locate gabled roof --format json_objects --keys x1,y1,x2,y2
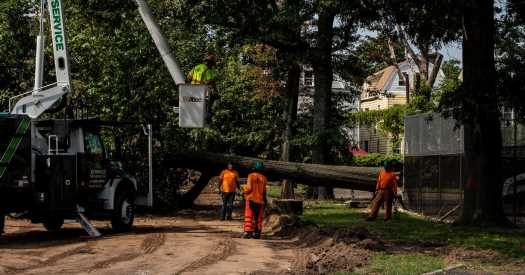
[{"x1": 365, "y1": 65, "x2": 397, "y2": 92}]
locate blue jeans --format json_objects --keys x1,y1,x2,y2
[{"x1": 220, "y1": 192, "x2": 236, "y2": 220}]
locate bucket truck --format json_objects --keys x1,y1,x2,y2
[{"x1": 0, "y1": 0, "x2": 206, "y2": 237}]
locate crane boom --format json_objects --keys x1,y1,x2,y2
[
  {"x1": 10, "y1": 0, "x2": 188, "y2": 120},
  {"x1": 11, "y1": 0, "x2": 70, "y2": 118},
  {"x1": 134, "y1": 0, "x2": 186, "y2": 85}
]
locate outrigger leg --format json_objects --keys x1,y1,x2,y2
[{"x1": 76, "y1": 206, "x2": 101, "y2": 238}]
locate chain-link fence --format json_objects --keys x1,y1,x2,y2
[{"x1": 403, "y1": 112, "x2": 525, "y2": 225}]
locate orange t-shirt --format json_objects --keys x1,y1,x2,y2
[
  {"x1": 376, "y1": 169, "x2": 398, "y2": 194},
  {"x1": 219, "y1": 169, "x2": 239, "y2": 193},
  {"x1": 243, "y1": 172, "x2": 267, "y2": 204}
]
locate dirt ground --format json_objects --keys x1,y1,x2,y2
[
  {"x1": 0, "y1": 185, "x2": 297, "y2": 275},
  {"x1": 1, "y1": 184, "x2": 523, "y2": 275}
]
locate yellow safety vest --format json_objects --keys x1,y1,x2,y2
[{"x1": 189, "y1": 64, "x2": 217, "y2": 85}]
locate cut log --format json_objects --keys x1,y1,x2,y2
[{"x1": 163, "y1": 151, "x2": 379, "y2": 192}]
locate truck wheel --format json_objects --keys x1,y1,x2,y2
[
  {"x1": 43, "y1": 217, "x2": 64, "y2": 232},
  {"x1": 111, "y1": 188, "x2": 135, "y2": 232}
]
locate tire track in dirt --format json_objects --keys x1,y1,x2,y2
[
  {"x1": 141, "y1": 232, "x2": 167, "y2": 254},
  {"x1": 174, "y1": 238, "x2": 237, "y2": 275},
  {"x1": 88, "y1": 233, "x2": 166, "y2": 272},
  {"x1": 3, "y1": 242, "x2": 96, "y2": 274}
]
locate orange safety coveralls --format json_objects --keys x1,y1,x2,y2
[
  {"x1": 368, "y1": 169, "x2": 398, "y2": 220},
  {"x1": 243, "y1": 172, "x2": 267, "y2": 233}
]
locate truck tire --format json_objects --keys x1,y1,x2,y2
[
  {"x1": 111, "y1": 187, "x2": 135, "y2": 232},
  {"x1": 43, "y1": 216, "x2": 64, "y2": 232}
]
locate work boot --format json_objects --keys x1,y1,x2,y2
[
  {"x1": 226, "y1": 216, "x2": 233, "y2": 221},
  {"x1": 253, "y1": 230, "x2": 261, "y2": 239},
  {"x1": 243, "y1": 232, "x2": 253, "y2": 239},
  {"x1": 366, "y1": 216, "x2": 375, "y2": 221}
]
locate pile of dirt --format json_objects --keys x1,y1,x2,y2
[
  {"x1": 298, "y1": 242, "x2": 370, "y2": 274},
  {"x1": 266, "y1": 215, "x2": 382, "y2": 274},
  {"x1": 265, "y1": 213, "x2": 305, "y2": 236}
]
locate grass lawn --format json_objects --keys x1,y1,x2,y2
[
  {"x1": 350, "y1": 254, "x2": 445, "y2": 275},
  {"x1": 266, "y1": 184, "x2": 282, "y2": 199},
  {"x1": 301, "y1": 201, "x2": 525, "y2": 274},
  {"x1": 266, "y1": 184, "x2": 309, "y2": 199},
  {"x1": 302, "y1": 202, "x2": 525, "y2": 257}
]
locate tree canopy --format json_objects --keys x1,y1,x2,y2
[{"x1": 1, "y1": 0, "x2": 524, "y2": 224}]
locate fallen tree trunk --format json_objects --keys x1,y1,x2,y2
[{"x1": 163, "y1": 152, "x2": 379, "y2": 197}]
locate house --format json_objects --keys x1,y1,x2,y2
[
  {"x1": 298, "y1": 67, "x2": 359, "y2": 112},
  {"x1": 357, "y1": 60, "x2": 445, "y2": 154},
  {"x1": 298, "y1": 66, "x2": 360, "y2": 144}
]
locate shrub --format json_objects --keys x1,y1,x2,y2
[{"x1": 350, "y1": 153, "x2": 403, "y2": 167}]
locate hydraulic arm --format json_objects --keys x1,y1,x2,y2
[
  {"x1": 10, "y1": 0, "x2": 185, "y2": 118},
  {"x1": 134, "y1": 0, "x2": 185, "y2": 85},
  {"x1": 11, "y1": 0, "x2": 71, "y2": 118}
]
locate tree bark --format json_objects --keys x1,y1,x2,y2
[
  {"x1": 312, "y1": 11, "x2": 335, "y2": 200},
  {"x1": 176, "y1": 169, "x2": 219, "y2": 209},
  {"x1": 459, "y1": 0, "x2": 511, "y2": 226},
  {"x1": 280, "y1": 63, "x2": 300, "y2": 199},
  {"x1": 428, "y1": 53, "x2": 443, "y2": 88},
  {"x1": 420, "y1": 44, "x2": 429, "y2": 82},
  {"x1": 281, "y1": 63, "x2": 300, "y2": 162},
  {"x1": 163, "y1": 151, "x2": 379, "y2": 192}
]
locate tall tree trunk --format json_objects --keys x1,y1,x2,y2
[
  {"x1": 281, "y1": 63, "x2": 300, "y2": 162},
  {"x1": 459, "y1": 0, "x2": 510, "y2": 226},
  {"x1": 312, "y1": 11, "x2": 335, "y2": 200},
  {"x1": 281, "y1": 63, "x2": 300, "y2": 199},
  {"x1": 419, "y1": 45, "x2": 429, "y2": 82}
]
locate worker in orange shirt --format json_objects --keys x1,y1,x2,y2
[
  {"x1": 219, "y1": 162, "x2": 240, "y2": 221},
  {"x1": 367, "y1": 160, "x2": 398, "y2": 221},
  {"x1": 243, "y1": 160, "x2": 268, "y2": 239}
]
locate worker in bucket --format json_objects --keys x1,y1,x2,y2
[
  {"x1": 187, "y1": 51, "x2": 218, "y2": 89},
  {"x1": 187, "y1": 51, "x2": 218, "y2": 124},
  {"x1": 219, "y1": 162, "x2": 240, "y2": 221},
  {"x1": 366, "y1": 160, "x2": 398, "y2": 221},
  {"x1": 242, "y1": 160, "x2": 268, "y2": 239}
]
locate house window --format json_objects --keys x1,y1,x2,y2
[{"x1": 304, "y1": 71, "x2": 314, "y2": 87}]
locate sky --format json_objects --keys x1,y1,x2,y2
[
  {"x1": 358, "y1": 29, "x2": 463, "y2": 65},
  {"x1": 442, "y1": 42, "x2": 462, "y2": 63}
]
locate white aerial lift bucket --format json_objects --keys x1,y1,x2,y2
[{"x1": 178, "y1": 84, "x2": 208, "y2": 128}]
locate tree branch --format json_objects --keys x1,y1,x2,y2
[
  {"x1": 396, "y1": 24, "x2": 421, "y2": 72},
  {"x1": 428, "y1": 52, "x2": 443, "y2": 88},
  {"x1": 386, "y1": 35, "x2": 410, "y2": 102}
]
